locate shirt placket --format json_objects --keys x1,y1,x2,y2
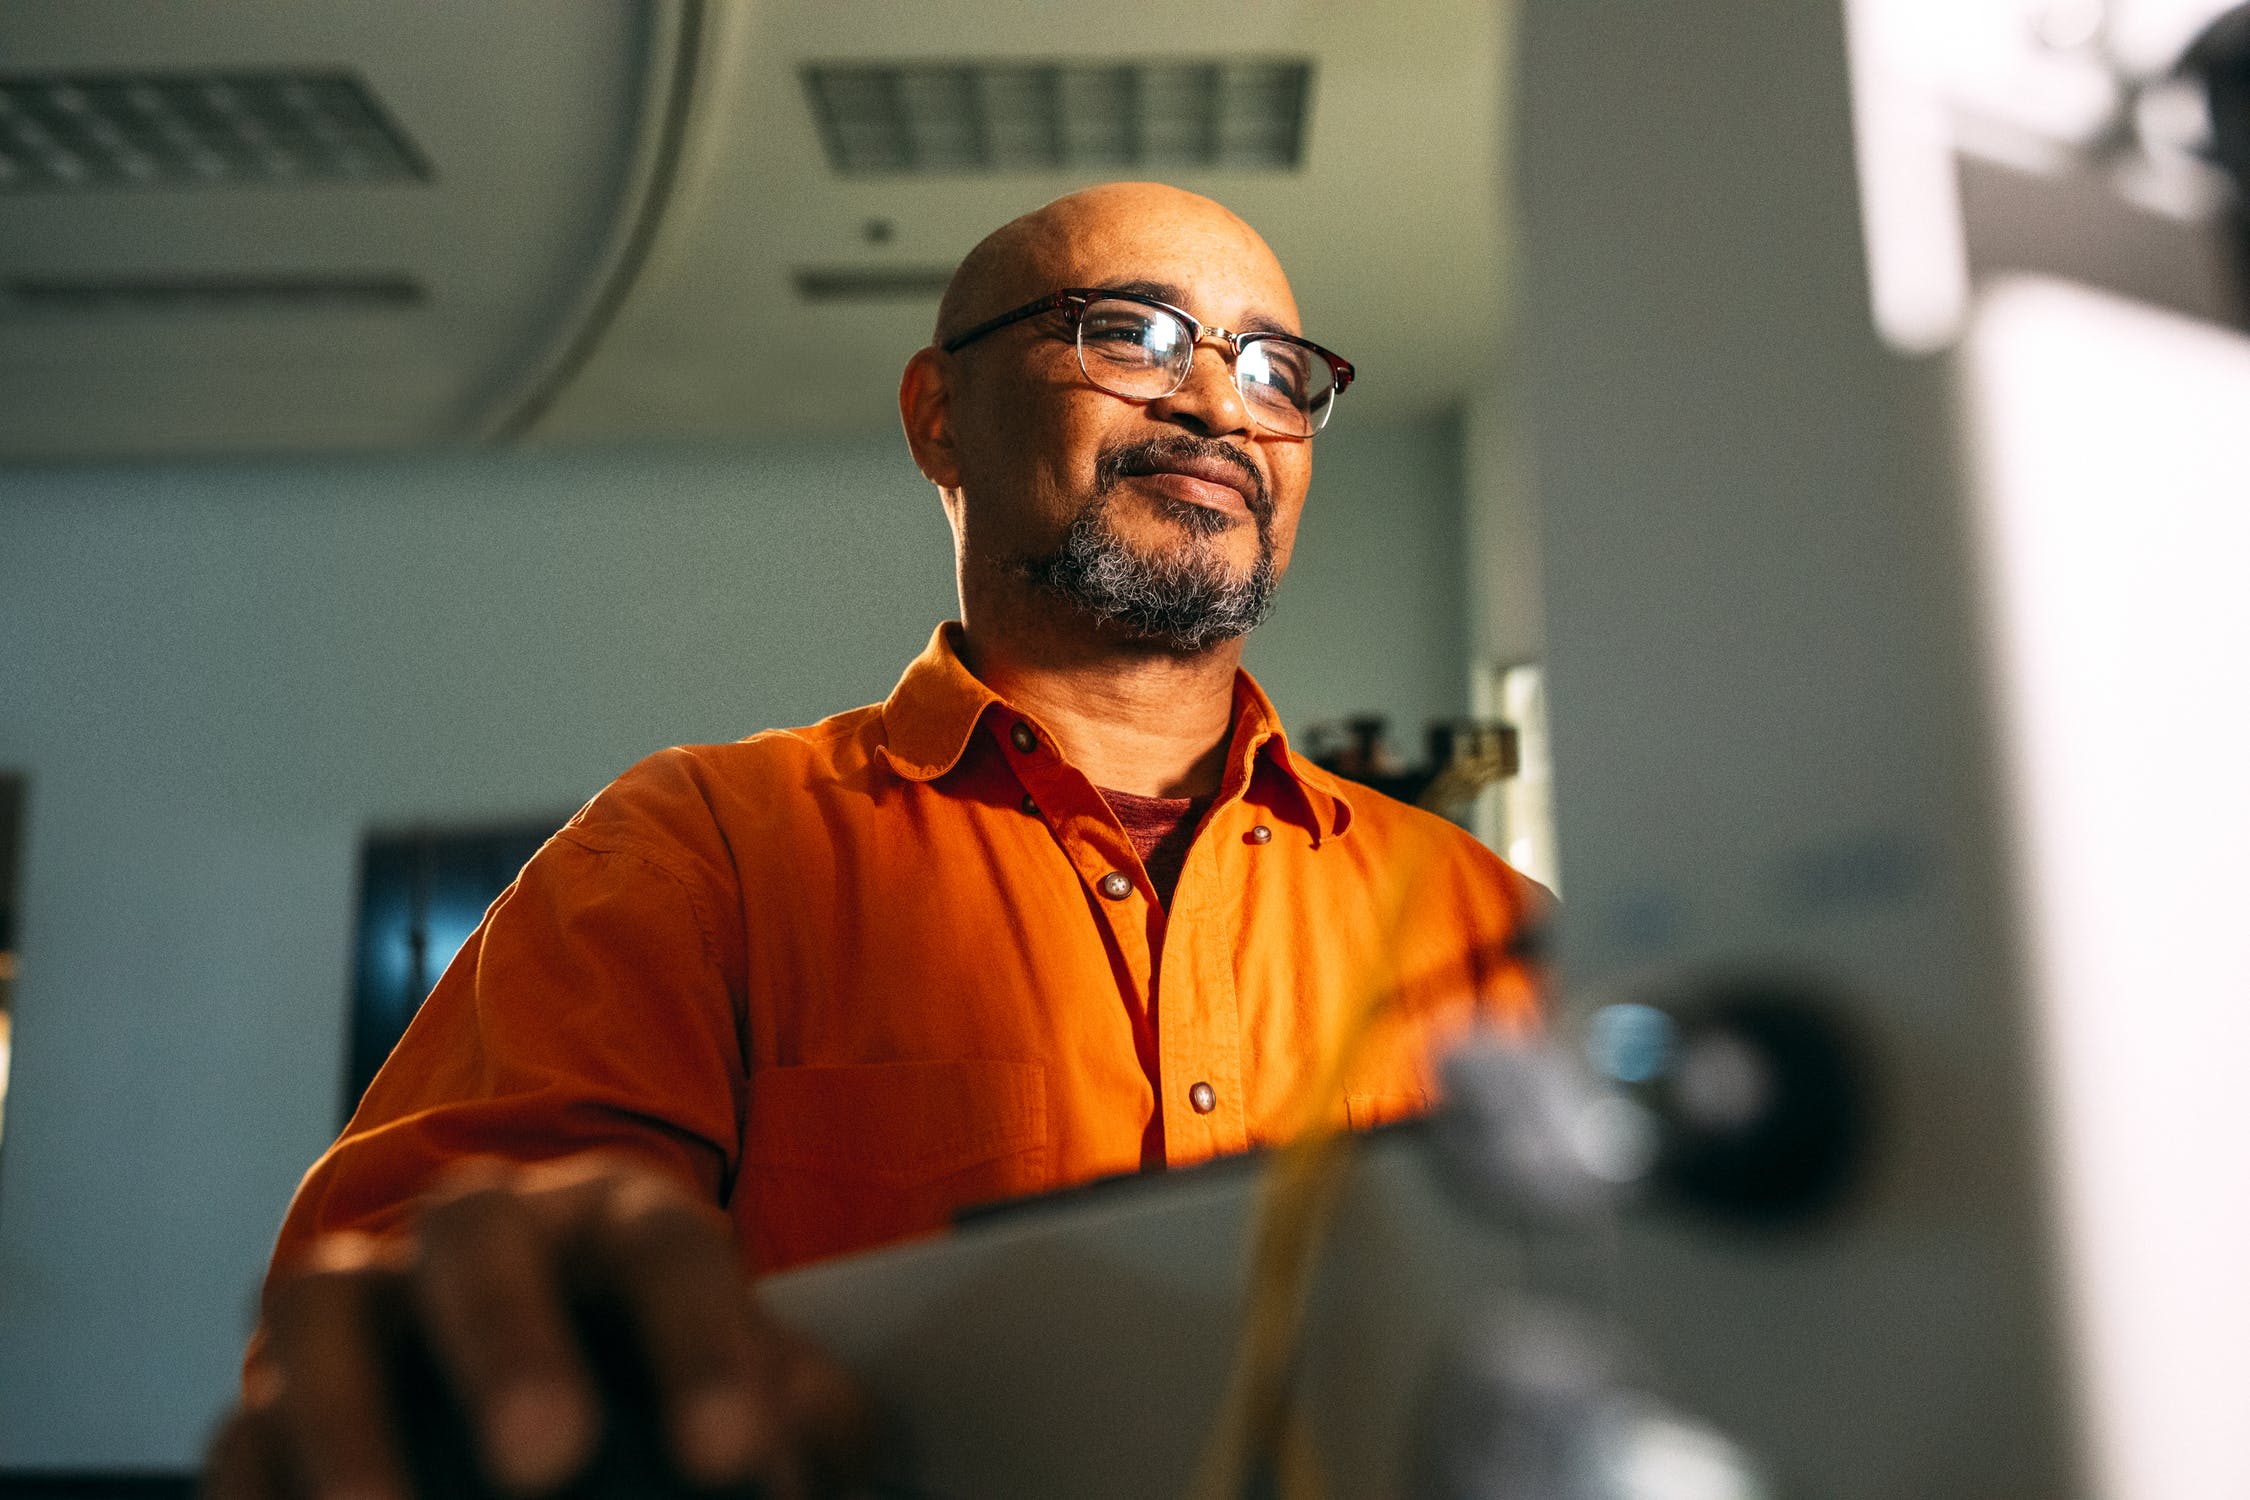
[
  {"x1": 1150, "y1": 724, "x2": 1283, "y2": 1164},
  {"x1": 990, "y1": 705, "x2": 1291, "y2": 1167},
  {"x1": 1150, "y1": 797, "x2": 1252, "y2": 1164},
  {"x1": 991, "y1": 711, "x2": 1160, "y2": 1025}
]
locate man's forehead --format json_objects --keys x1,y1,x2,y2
[
  {"x1": 939, "y1": 183, "x2": 1301, "y2": 343},
  {"x1": 1091, "y1": 276, "x2": 1298, "y2": 338},
  {"x1": 1025, "y1": 199, "x2": 1299, "y2": 330}
]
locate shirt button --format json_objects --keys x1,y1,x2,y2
[
  {"x1": 1189, "y1": 1081, "x2": 1218, "y2": 1114},
  {"x1": 1021, "y1": 793, "x2": 1039, "y2": 816},
  {"x1": 1098, "y1": 871, "x2": 1133, "y2": 900},
  {"x1": 1248, "y1": 824, "x2": 1273, "y2": 844},
  {"x1": 1010, "y1": 722, "x2": 1038, "y2": 753}
]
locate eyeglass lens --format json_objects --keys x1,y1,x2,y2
[{"x1": 1076, "y1": 299, "x2": 1333, "y2": 436}]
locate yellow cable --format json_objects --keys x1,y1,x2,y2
[
  {"x1": 1186, "y1": 839, "x2": 1442, "y2": 1500},
  {"x1": 1186, "y1": 824, "x2": 1546, "y2": 1500}
]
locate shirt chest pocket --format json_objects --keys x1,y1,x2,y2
[
  {"x1": 1343, "y1": 1087, "x2": 1430, "y2": 1131},
  {"x1": 740, "y1": 1058, "x2": 1049, "y2": 1270}
]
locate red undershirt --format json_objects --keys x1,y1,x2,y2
[
  {"x1": 1098, "y1": 786, "x2": 1212, "y2": 910},
  {"x1": 1098, "y1": 785, "x2": 1213, "y2": 1168}
]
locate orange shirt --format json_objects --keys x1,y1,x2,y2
[{"x1": 269, "y1": 625, "x2": 1545, "y2": 1278}]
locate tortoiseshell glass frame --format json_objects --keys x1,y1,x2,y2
[{"x1": 939, "y1": 286, "x2": 1356, "y2": 436}]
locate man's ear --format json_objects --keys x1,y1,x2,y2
[{"x1": 899, "y1": 347, "x2": 962, "y2": 488}]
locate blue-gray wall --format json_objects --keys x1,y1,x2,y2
[{"x1": 0, "y1": 413, "x2": 1468, "y2": 1466}]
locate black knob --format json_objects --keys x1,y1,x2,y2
[{"x1": 1590, "y1": 977, "x2": 1869, "y2": 1225}]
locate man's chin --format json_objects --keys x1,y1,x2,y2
[
  {"x1": 1117, "y1": 509, "x2": 1258, "y2": 568},
  {"x1": 1016, "y1": 490, "x2": 1279, "y2": 651},
  {"x1": 1094, "y1": 616, "x2": 1249, "y2": 656},
  {"x1": 1092, "y1": 495, "x2": 1223, "y2": 547},
  {"x1": 1127, "y1": 551, "x2": 1263, "y2": 602}
]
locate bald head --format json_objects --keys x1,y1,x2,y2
[
  {"x1": 899, "y1": 180, "x2": 1320, "y2": 663},
  {"x1": 934, "y1": 182, "x2": 1299, "y2": 346}
]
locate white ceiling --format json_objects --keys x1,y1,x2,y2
[
  {"x1": 0, "y1": 0, "x2": 687, "y2": 458},
  {"x1": 0, "y1": 0, "x2": 1511, "y2": 460},
  {"x1": 538, "y1": 0, "x2": 1513, "y2": 442}
]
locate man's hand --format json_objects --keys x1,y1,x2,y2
[{"x1": 205, "y1": 1156, "x2": 880, "y2": 1500}]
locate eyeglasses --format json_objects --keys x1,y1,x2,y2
[{"x1": 940, "y1": 287, "x2": 1355, "y2": 438}]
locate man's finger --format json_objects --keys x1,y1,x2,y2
[
  {"x1": 769, "y1": 1321, "x2": 895, "y2": 1496},
  {"x1": 590, "y1": 1180, "x2": 777, "y2": 1488},
  {"x1": 412, "y1": 1179, "x2": 601, "y2": 1494},
  {"x1": 263, "y1": 1259, "x2": 412, "y2": 1500}
]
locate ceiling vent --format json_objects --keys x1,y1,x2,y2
[
  {"x1": 802, "y1": 60, "x2": 1312, "y2": 175},
  {"x1": 0, "y1": 71, "x2": 429, "y2": 193},
  {"x1": 1, "y1": 275, "x2": 425, "y2": 317}
]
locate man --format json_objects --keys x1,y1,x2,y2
[{"x1": 210, "y1": 182, "x2": 1544, "y2": 1499}]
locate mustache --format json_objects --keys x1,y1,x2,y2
[{"x1": 1094, "y1": 435, "x2": 1270, "y2": 520}]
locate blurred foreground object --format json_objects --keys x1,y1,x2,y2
[
  {"x1": 1519, "y1": 3, "x2": 2250, "y2": 1496},
  {"x1": 761, "y1": 1018, "x2": 1812, "y2": 1500},
  {"x1": 1415, "y1": 1305, "x2": 1770, "y2": 1500},
  {"x1": 1845, "y1": 0, "x2": 2250, "y2": 352},
  {"x1": 1956, "y1": 274, "x2": 2250, "y2": 1500}
]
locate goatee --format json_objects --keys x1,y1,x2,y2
[{"x1": 1016, "y1": 436, "x2": 1278, "y2": 653}]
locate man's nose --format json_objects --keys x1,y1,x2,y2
[{"x1": 1144, "y1": 335, "x2": 1254, "y2": 437}]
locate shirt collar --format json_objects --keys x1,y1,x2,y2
[{"x1": 877, "y1": 622, "x2": 1354, "y2": 843}]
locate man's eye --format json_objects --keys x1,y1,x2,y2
[{"x1": 1246, "y1": 354, "x2": 1306, "y2": 401}]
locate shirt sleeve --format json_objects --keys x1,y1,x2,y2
[{"x1": 264, "y1": 750, "x2": 751, "y2": 1277}]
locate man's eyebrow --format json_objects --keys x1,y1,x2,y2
[
  {"x1": 1103, "y1": 277, "x2": 1186, "y2": 304},
  {"x1": 1099, "y1": 278, "x2": 1301, "y2": 338}
]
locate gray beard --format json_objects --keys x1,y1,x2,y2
[{"x1": 1018, "y1": 490, "x2": 1277, "y2": 653}]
